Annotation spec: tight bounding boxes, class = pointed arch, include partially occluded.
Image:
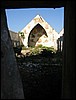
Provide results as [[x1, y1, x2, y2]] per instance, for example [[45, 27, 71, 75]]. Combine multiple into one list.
[[28, 23, 48, 47]]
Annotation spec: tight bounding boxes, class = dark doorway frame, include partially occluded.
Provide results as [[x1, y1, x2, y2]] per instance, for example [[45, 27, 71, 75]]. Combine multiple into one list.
[[1, 0, 75, 99]]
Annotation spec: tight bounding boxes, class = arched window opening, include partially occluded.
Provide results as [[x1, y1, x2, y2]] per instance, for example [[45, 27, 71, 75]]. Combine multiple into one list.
[[28, 24, 48, 47]]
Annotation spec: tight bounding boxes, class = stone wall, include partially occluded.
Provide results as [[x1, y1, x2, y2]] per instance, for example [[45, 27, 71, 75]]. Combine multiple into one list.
[[9, 30, 23, 47], [20, 15, 59, 50], [1, 9, 24, 99]]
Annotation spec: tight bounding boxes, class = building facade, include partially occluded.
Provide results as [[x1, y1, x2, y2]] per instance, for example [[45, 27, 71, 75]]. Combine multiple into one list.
[[19, 15, 59, 50], [9, 30, 22, 47]]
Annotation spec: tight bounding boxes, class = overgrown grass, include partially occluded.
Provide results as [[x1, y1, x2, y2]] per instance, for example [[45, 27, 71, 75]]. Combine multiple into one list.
[[22, 46, 28, 50], [22, 45, 56, 56]]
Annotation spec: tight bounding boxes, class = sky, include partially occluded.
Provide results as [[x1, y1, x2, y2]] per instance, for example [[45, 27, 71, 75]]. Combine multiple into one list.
[[5, 8, 64, 33]]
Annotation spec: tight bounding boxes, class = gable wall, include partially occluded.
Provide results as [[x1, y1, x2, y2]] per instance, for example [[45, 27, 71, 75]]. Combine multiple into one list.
[[20, 15, 59, 50]]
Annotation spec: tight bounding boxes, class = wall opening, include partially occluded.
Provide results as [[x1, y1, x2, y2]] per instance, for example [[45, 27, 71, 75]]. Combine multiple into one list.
[[28, 24, 48, 47], [5, 7, 64, 99]]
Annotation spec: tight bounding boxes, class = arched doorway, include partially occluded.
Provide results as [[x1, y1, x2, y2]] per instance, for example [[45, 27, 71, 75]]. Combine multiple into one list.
[[28, 24, 48, 47]]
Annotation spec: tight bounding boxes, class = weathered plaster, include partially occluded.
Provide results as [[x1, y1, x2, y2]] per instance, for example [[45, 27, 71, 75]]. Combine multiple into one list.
[[20, 15, 59, 50]]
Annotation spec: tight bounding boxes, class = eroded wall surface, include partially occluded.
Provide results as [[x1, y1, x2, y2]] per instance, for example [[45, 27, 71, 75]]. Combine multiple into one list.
[[20, 15, 59, 50]]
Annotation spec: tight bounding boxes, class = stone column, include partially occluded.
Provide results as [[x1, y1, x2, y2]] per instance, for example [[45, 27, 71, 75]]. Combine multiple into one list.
[[62, 1, 75, 99], [1, 9, 24, 99]]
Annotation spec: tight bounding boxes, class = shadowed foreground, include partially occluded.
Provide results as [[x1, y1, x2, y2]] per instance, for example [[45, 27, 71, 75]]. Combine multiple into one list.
[[17, 53, 62, 99]]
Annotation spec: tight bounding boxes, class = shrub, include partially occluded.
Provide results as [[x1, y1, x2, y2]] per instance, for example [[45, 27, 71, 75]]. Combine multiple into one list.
[[35, 45, 56, 53], [22, 46, 27, 50], [26, 45, 56, 56], [29, 47, 42, 56], [18, 31, 25, 39]]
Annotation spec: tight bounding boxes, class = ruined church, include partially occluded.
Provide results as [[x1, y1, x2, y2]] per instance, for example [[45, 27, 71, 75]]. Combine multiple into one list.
[[19, 14, 63, 50]]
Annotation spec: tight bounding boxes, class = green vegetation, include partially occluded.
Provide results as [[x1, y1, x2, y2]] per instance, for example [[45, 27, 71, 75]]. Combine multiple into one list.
[[22, 46, 27, 50], [22, 45, 56, 56], [18, 31, 25, 39], [31, 33, 35, 37]]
